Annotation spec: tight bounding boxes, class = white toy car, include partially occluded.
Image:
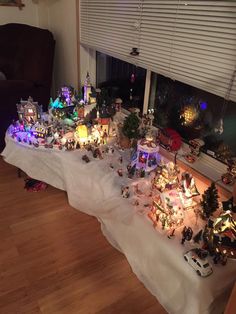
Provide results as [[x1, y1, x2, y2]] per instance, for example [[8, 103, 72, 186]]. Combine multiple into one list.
[[184, 248, 213, 277]]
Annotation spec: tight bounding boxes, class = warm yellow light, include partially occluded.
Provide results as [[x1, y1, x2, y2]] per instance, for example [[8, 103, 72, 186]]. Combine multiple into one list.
[[181, 106, 199, 125], [76, 125, 88, 140]]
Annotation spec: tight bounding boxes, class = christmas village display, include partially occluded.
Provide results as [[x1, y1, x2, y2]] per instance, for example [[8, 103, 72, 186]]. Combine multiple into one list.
[[7, 73, 236, 278], [10, 73, 116, 151]]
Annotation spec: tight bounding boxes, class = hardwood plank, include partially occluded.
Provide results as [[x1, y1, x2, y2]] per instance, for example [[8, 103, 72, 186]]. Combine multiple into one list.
[[0, 157, 166, 314]]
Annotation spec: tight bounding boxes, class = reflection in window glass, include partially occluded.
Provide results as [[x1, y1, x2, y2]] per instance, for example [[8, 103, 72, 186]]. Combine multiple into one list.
[[96, 52, 146, 112], [149, 72, 236, 163]]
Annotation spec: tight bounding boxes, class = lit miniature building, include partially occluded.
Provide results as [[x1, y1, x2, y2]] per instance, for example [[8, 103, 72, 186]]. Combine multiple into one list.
[[63, 131, 75, 150], [31, 122, 47, 139], [74, 125, 88, 144], [98, 117, 111, 135], [131, 135, 159, 172], [153, 161, 179, 191], [212, 211, 236, 259], [17, 97, 42, 124], [84, 72, 92, 104], [148, 191, 184, 229], [59, 86, 75, 106], [178, 172, 199, 209]]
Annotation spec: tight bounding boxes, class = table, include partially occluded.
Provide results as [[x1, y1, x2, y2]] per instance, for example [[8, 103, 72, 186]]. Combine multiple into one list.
[[2, 134, 236, 314]]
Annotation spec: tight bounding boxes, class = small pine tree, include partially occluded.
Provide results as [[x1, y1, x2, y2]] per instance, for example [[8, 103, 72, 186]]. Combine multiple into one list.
[[122, 112, 140, 140], [201, 182, 219, 218], [193, 229, 203, 243]]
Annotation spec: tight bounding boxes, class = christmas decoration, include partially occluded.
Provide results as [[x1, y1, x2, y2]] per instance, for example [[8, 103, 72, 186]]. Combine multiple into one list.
[[181, 226, 193, 244], [153, 161, 179, 192], [184, 248, 213, 277], [212, 211, 236, 259], [17, 97, 42, 125], [82, 155, 90, 163], [121, 186, 130, 198], [149, 191, 185, 230], [122, 112, 140, 141], [157, 128, 182, 151], [221, 159, 236, 185], [131, 134, 159, 173], [184, 138, 205, 164], [201, 182, 219, 218], [181, 172, 199, 197], [193, 229, 203, 243]]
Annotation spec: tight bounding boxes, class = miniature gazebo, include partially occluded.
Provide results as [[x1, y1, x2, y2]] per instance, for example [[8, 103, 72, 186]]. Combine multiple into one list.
[[131, 135, 159, 172]]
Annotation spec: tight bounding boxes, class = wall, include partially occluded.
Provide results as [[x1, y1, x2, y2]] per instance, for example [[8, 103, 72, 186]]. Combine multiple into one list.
[[0, 0, 78, 97], [0, 0, 38, 26], [45, 0, 78, 94]]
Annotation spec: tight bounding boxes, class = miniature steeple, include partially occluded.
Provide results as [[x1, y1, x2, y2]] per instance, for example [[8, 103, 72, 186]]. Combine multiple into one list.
[[84, 72, 92, 104]]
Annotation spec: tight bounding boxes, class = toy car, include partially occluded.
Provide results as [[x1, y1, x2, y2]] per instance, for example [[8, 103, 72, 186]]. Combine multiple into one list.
[[184, 248, 213, 277]]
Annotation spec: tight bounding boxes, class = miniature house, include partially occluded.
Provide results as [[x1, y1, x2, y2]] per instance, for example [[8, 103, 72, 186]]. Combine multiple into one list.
[[59, 86, 75, 106], [154, 161, 179, 192], [213, 211, 236, 259], [98, 117, 111, 135], [16, 97, 42, 124], [75, 125, 88, 144], [31, 123, 47, 139]]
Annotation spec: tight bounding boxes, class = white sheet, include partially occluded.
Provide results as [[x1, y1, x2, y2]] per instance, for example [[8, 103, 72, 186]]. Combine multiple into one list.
[[2, 134, 236, 314]]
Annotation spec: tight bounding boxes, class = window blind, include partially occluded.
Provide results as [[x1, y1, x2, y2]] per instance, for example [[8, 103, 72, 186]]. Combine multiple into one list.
[[80, 0, 142, 64], [80, 0, 236, 101]]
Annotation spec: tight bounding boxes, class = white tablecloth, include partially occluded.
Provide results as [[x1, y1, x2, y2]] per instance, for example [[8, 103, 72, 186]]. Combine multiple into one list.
[[2, 134, 236, 314]]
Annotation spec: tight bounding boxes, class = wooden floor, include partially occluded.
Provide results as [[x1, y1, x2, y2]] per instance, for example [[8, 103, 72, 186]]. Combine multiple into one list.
[[0, 158, 166, 314]]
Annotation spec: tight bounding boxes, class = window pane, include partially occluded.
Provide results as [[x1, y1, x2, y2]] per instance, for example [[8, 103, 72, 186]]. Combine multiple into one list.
[[149, 72, 236, 162], [96, 51, 146, 112]]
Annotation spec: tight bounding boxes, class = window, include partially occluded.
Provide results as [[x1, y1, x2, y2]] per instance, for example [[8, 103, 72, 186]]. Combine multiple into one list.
[[96, 51, 146, 112], [149, 72, 236, 163]]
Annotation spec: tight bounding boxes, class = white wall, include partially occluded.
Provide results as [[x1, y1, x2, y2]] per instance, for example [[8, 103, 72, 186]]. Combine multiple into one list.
[[0, 0, 78, 97], [0, 0, 38, 26], [46, 0, 78, 94]]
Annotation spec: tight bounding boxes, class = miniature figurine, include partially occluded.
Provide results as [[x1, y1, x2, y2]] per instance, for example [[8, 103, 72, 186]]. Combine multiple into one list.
[[117, 169, 123, 177], [168, 228, 176, 239], [121, 186, 130, 198], [181, 226, 193, 244], [82, 155, 90, 163], [181, 172, 199, 198]]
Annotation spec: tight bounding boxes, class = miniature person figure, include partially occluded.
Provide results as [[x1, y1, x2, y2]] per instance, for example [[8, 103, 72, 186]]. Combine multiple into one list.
[[103, 129, 108, 145], [168, 228, 176, 239], [117, 169, 123, 177], [213, 251, 222, 264], [181, 226, 193, 244], [122, 186, 130, 198], [181, 172, 199, 198]]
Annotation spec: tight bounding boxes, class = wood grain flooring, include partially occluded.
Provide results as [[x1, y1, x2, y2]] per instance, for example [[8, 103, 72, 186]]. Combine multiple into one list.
[[0, 158, 166, 314]]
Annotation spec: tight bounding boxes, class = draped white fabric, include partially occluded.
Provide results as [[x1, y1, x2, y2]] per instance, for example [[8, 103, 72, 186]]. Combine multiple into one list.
[[2, 135, 236, 314], [80, 0, 236, 101]]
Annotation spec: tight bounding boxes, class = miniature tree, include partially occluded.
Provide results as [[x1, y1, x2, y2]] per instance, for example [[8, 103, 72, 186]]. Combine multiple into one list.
[[201, 182, 219, 218], [122, 112, 140, 140], [193, 229, 203, 243]]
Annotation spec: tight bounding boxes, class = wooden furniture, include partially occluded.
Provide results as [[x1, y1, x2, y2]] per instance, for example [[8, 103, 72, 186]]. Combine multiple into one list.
[[0, 23, 55, 151]]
